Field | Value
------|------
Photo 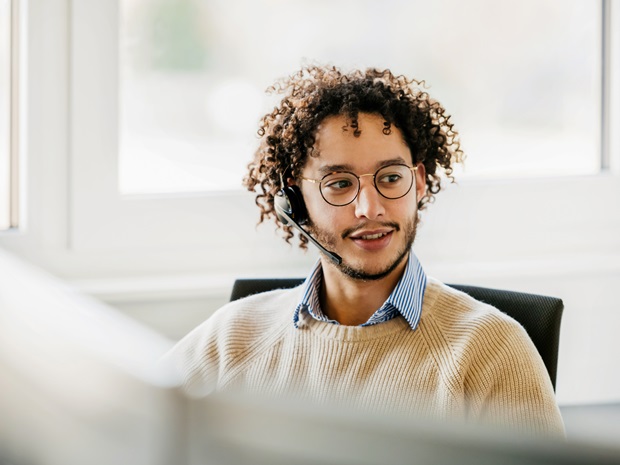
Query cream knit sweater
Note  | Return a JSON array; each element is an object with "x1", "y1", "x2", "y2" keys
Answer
[{"x1": 167, "y1": 277, "x2": 565, "y2": 436}]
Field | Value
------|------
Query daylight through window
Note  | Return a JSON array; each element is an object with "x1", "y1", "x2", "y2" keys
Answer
[{"x1": 119, "y1": 0, "x2": 601, "y2": 195}]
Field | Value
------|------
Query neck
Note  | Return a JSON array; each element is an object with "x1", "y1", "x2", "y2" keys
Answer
[{"x1": 319, "y1": 254, "x2": 408, "y2": 326}]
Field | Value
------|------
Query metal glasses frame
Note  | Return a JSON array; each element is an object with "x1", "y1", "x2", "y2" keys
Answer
[{"x1": 300, "y1": 164, "x2": 418, "y2": 207}]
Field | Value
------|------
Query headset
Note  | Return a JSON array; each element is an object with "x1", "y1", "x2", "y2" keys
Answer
[{"x1": 274, "y1": 185, "x2": 342, "y2": 265}]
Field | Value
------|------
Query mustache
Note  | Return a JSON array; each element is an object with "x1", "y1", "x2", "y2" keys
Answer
[{"x1": 341, "y1": 221, "x2": 401, "y2": 239}]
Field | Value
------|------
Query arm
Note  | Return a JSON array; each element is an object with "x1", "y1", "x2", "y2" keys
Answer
[{"x1": 464, "y1": 317, "x2": 565, "y2": 437}]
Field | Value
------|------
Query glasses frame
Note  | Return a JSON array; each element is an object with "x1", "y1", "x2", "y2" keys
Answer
[{"x1": 301, "y1": 163, "x2": 418, "y2": 207}]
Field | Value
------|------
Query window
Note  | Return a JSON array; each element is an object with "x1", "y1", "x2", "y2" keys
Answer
[
  {"x1": 0, "y1": 0, "x2": 20, "y2": 234},
  {"x1": 0, "y1": 0, "x2": 12, "y2": 231},
  {"x1": 56, "y1": 0, "x2": 620, "y2": 277},
  {"x1": 119, "y1": 0, "x2": 601, "y2": 195}
]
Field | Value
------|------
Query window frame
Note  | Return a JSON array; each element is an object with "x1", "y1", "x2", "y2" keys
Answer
[{"x1": 0, "y1": 0, "x2": 20, "y2": 232}]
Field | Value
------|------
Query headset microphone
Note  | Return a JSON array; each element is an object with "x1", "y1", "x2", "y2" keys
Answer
[{"x1": 274, "y1": 188, "x2": 343, "y2": 265}]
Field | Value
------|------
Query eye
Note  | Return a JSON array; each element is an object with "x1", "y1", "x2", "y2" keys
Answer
[
  {"x1": 377, "y1": 172, "x2": 403, "y2": 184},
  {"x1": 322, "y1": 174, "x2": 355, "y2": 191},
  {"x1": 324, "y1": 179, "x2": 353, "y2": 190}
]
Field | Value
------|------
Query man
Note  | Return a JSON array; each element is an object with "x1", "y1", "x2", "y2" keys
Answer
[{"x1": 166, "y1": 65, "x2": 564, "y2": 435}]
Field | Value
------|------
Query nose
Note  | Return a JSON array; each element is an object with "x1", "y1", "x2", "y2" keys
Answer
[{"x1": 354, "y1": 177, "x2": 385, "y2": 220}]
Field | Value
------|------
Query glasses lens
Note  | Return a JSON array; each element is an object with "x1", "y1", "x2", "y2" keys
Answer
[
  {"x1": 375, "y1": 164, "x2": 414, "y2": 199},
  {"x1": 320, "y1": 172, "x2": 359, "y2": 206}
]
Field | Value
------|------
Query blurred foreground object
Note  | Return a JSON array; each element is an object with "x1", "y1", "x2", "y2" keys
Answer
[
  {"x1": 0, "y1": 248, "x2": 182, "y2": 465},
  {"x1": 191, "y1": 392, "x2": 620, "y2": 465}
]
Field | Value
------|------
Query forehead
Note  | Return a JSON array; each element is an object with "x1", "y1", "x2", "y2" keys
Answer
[{"x1": 308, "y1": 113, "x2": 412, "y2": 172}]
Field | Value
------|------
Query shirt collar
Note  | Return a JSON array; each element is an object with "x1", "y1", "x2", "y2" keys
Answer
[{"x1": 293, "y1": 251, "x2": 427, "y2": 330}]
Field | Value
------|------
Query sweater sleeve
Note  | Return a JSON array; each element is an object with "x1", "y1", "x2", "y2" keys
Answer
[
  {"x1": 463, "y1": 314, "x2": 565, "y2": 437},
  {"x1": 160, "y1": 310, "x2": 224, "y2": 397},
  {"x1": 159, "y1": 288, "x2": 298, "y2": 397}
]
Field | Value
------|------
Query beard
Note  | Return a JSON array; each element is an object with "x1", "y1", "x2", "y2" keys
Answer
[{"x1": 306, "y1": 213, "x2": 419, "y2": 282}]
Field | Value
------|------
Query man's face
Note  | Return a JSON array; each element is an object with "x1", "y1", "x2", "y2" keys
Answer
[{"x1": 300, "y1": 113, "x2": 426, "y2": 281}]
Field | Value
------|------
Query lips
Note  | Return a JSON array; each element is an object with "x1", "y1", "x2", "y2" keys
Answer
[
  {"x1": 350, "y1": 230, "x2": 392, "y2": 240},
  {"x1": 348, "y1": 229, "x2": 394, "y2": 251}
]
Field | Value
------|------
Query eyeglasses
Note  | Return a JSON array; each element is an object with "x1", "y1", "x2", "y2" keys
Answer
[{"x1": 301, "y1": 163, "x2": 417, "y2": 207}]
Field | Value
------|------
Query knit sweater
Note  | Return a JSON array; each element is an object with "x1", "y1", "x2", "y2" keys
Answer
[{"x1": 166, "y1": 277, "x2": 565, "y2": 436}]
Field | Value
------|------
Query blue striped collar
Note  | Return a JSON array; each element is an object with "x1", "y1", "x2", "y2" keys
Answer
[{"x1": 293, "y1": 251, "x2": 427, "y2": 330}]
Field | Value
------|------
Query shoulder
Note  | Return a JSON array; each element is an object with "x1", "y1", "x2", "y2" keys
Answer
[
  {"x1": 212, "y1": 285, "x2": 303, "y2": 331},
  {"x1": 162, "y1": 285, "x2": 303, "y2": 396},
  {"x1": 419, "y1": 277, "x2": 544, "y2": 378},
  {"x1": 421, "y1": 279, "x2": 563, "y2": 435},
  {"x1": 421, "y1": 277, "x2": 554, "y2": 391},
  {"x1": 422, "y1": 277, "x2": 527, "y2": 343}
]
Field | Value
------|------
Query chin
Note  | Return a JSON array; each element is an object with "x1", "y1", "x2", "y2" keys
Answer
[{"x1": 337, "y1": 251, "x2": 409, "y2": 282}]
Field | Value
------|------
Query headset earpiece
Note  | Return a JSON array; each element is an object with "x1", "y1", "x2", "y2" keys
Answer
[{"x1": 275, "y1": 186, "x2": 309, "y2": 225}]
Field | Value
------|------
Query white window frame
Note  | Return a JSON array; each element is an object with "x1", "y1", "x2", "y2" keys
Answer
[
  {"x1": 0, "y1": 0, "x2": 9, "y2": 231},
  {"x1": 0, "y1": 0, "x2": 21, "y2": 233},
  {"x1": 1, "y1": 0, "x2": 619, "y2": 281}
]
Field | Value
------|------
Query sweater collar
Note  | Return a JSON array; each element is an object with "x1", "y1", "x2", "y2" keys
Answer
[{"x1": 293, "y1": 250, "x2": 427, "y2": 330}]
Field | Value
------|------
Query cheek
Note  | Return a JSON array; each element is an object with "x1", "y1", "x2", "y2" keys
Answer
[
  {"x1": 302, "y1": 189, "x2": 324, "y2": 220},
  {"x1": 388, "y1": 196, "x2": 417, "y2": 218},
  {"x1": 303, "y1": 190, "x2": 343, "y2": 227},
  {"x1": 301, "y1": 188, "x2": 320, "y2": 215}
]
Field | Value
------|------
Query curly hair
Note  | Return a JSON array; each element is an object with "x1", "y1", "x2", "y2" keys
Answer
[{"x1": 243, "y1": 65, "x2": 464, "y2": 248}]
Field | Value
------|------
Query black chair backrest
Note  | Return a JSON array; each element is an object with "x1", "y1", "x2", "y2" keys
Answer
[{"x1": 230, "y1": 279, "x2": 563, "y2": 390}]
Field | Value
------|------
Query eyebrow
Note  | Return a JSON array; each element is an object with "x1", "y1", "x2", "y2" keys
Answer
[{"x1": 317, "y1": 157, "x2": 410, "y2": 176}]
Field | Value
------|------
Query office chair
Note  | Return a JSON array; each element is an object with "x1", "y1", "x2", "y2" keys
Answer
[{"x1": 230, "y1": 278, "x2": 563, "y2": 390}]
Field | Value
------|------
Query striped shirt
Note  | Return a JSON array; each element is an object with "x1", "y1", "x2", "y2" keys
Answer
[{"x1": 293, "y1": 251, "x2": 427, "y2": 329}]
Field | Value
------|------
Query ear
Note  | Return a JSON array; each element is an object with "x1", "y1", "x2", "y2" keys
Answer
[{"x1": 414, "y1": 163, "x2": 426, "y2": 200}]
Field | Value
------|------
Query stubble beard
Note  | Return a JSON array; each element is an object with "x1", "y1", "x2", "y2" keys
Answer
[{"x1": 307, "y1": 214, "x2": 419, "y2": 282}]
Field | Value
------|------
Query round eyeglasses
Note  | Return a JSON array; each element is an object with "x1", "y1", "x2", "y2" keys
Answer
[{"x1": 301, "y1": 163, "x2": 417, "y2": 207}]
